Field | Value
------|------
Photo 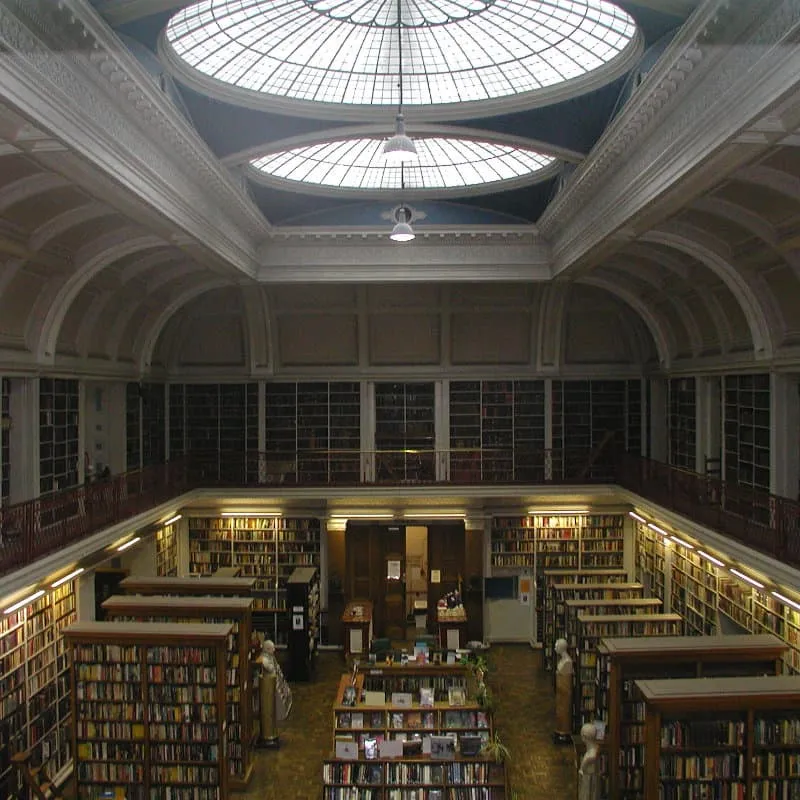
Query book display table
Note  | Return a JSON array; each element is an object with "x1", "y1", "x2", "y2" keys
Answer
[
  {"x1": 437, "y1": 609, "x2": 468, "y2": 650},
  {"x1": 342, "y1": 601, "x2": 373, "y2": 660}
]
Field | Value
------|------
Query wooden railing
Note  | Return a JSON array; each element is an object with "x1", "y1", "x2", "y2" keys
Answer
[{"x1": 1, "y1": 448, "x2": 799, "y2": 578}]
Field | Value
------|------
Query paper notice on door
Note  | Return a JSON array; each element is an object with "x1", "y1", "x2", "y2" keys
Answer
[
  {"x1": 430, "y1": 569, "x2": 441, "y2": 584},
  {"x1": 446, "y1": 628, "x2": 460, "y2": 650},
  {"x1": 350, "y1": 628, "x2": 363, "y2": 654}
]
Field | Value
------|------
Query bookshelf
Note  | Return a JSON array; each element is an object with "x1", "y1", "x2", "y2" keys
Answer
[
  {"x1": 544, "y1": 582, "x2": 645, "y2": 673},
  {"x1": 100, "y1": 595, "x2": 255, "y2": 789},
  {"x1": 357, "y1": 664, "x2": 469, "y2": 703},
  {"x1": 669, "y1": 543, "x2": 718, "y2": 635},
  {"x1": 2, "y1": 376, "x2": 10, "y2": 505},
  {"x1": 141, "y1": 382, "x2": 166, "y2": 467},
  {"x1": 636, "y1": 675, "x2": 800, "y2": 800},
  {"x1": 120, "y1": 575, "x2": 256, "y2": 597},
  {"x1": 168, "y1": 383, "x2": 186, "y2": 459},
  {"x1": 492, "y1": 513, "x2": 627, "y2": 645},
  {"x1": 634, "y1": 521, "x2": 800, "y2": 674},
  {"x1": 39, "y1": 377, "x2": 79, "y2": 494},
  {"x1": 64, "y1": 621, "x2": 230, "y2": 800},
  {"x1": 155, "y1": 519, "x2": 178, "y2": 577},
  {"x1": 286, "y1": 567, "x2": 319, "y2": 681},
  {"x1": 0, "y1": 577, "x2": 77, "y2": 800},
  {"x1": 724, "y1": 373, "x2": 770, "y2": 501},
  {"x1": 595, "y1": 634, "x2": 787, "y2": 800},
  {"x1": 323, "y1": 757, "x2": 506, "y2": 799},
  {"x1": 575, "y1": 612, "x2": 682, "y2": 729},
  {"x1": 668, "y1": 377, "x2": 696, "y2": 471},
  {"x1": 187, "y1": 515, "x2": 321, "y2": 642},
  {"x1": 126, "y1": 382, "x2": 141, "y2": 470}
]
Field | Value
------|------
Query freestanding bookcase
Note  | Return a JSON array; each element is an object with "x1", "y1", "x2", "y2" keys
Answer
[
  {"x1": 596, "y1": 634, "x2": 787, "y2": 800},
  {"x1": 286, "y1": 566, "x2": 320, "y2": 681},
  {"x1": 100, "y1": 595, "x2": 256, "y2": 789},
  {"x1": 119, "y1": 575, "x2": 256, "y2": 599},
  {"x1": 64, "y1": 621, "x2": 230, "y2": 800},
  {"x1": 636, "y1": 674, "x2": 800, "y2": 800}
]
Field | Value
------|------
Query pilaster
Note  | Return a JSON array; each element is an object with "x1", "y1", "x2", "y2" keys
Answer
[
  {"x1": 9, "y1": 377, "x2": 39, "y2": 503},
  {"x1": 770, "y1": 372, "x2": 799, "y2": 499},
  {"x1": 649, "y1": 378, "x2": 668, "y2": 463}
]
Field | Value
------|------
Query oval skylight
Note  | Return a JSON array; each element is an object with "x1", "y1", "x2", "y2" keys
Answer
[
  {"x1": 162, "y1": 0, "x2": 640, "y2": 118},
  {"x1": 248, "y1": 136, "x2": 558, "y2": 196}
]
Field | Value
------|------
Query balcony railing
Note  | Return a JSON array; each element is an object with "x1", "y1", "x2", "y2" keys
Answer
[{"x1": 0, "y1": 447, "x2": 798, "y2": 579}]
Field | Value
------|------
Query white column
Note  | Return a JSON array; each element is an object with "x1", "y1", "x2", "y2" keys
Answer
[
  {"x1": 649, "y1": 378, "x2": 668, "y2": 463},
  {"x1": 436, "y1": 380, "x2": 449, "y2": 481},
  {"x1": 770, "y1": 372, "x2": 800, "y2": 499},
  {"x1": 9, "y1": 377, "x2": 39, "y2": 503}
]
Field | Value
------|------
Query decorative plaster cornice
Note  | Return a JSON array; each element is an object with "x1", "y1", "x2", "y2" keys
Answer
[
  {"x1": 540, "y1": 0, "x2": 800, "y2": 274},
  {"x1": 257, "y1": 231, "x2": 552, "y2": 283},
  {"x1": 0, "y1": 0, "x2": 270, "y2": 276}
]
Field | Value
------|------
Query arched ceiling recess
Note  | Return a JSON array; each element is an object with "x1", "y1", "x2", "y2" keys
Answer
[
  {"x1": 160, "y1": 0, "x2": 643, "y2": 122},
  {"x1": 151, "y1": 281, "x2": 659, "y2": 377}
]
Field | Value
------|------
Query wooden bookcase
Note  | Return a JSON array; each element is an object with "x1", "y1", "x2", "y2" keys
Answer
[
  {"x1": 544, "y1": 581, "x2": 644, "y2": 672},
  {"x1": 100, "y1": 595, "x2": 255, "y2": 788},
  {"x1": 39, "y1": 377, "x2": 79, "y2": 494},
  {"x1": 357, "y1": 664, "x2": 469, "y2": 703},
  {"x1": 634, "y1": 521, "x2": 800, "y2": 674},
  {"x1": 575, "y1": 612, "x2": 682, "y2": 729},
  {"x1": 636, "y1": 674, "x2": 800, "y2": 800},
  {"x1": 286, "y1": 567, "x2": 320, "y2": 682},
  {"x1": 155, "y1": 519, "x2": 178, "y2": 576},
  {"x1": 187, "y1": 515, "x2": 320, "y2": 643},
  {"x1": 0, "y1": 577, "x2": 77, "y2": 800},
  {"x1": 596, "y1": 634, "x2": 787, "y2": 800},
  {"x1": 323, "y1": 757, "x2": 506, "y2": 799},
  {"x1": 120, "y1": 575, "x2": 256, "y2": 598},
  {"x1": 64, "y1": 621, "x2": 231, "y2": 800}
]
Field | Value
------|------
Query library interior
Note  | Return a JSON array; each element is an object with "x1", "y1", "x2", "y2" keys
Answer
[{"x1": 4, "y1": 0, "x2": 800, "y2": 798}]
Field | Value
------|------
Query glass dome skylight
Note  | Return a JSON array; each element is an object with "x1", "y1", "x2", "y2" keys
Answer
[
  {"x1": 248, "y1": 135, "x2": 558, "y2": 195},
  {"x1": 162, "y1": 0, "x2": 640, "y2": 117}
]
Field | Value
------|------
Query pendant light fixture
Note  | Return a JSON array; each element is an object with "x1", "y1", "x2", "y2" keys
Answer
[
  {"x1": 389, "y1": 164, "x2": 415, "y2": 242},
  {"x1": 382, "y1": 0, "x2": 417, "y2": 164}
]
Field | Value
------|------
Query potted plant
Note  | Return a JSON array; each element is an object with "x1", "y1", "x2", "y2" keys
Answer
[{"x1": 482, "y1": 731, "x2": 511, "y2": 764}]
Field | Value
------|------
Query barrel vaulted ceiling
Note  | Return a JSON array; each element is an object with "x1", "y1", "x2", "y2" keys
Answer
[{"x1": 0, "y1": 0, "x2": 798, "y2": 380}]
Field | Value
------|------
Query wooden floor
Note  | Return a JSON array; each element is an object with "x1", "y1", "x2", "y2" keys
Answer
[{"x1": 237, "y1": 645, "x2": 577, "y2": 800}]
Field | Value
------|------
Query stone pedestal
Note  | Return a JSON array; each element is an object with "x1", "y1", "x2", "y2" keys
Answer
[{"x1": 554, "y1": 669, "x2": 573, "y2": 744}]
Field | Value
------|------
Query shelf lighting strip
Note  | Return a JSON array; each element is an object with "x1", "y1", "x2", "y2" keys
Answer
[
  {"x1": 4, "y1": 589, "x2": 45, "y2": 614},
  {"x1": 729, "y1": 568, "x2": 765, "y2": 589},
  {"x1": 628, "y1": 511, "x2": 647, "y2": 523},
  {"x1": 670, "y1": 535, "x2": 694, "y2": 550},
  {"x1": 163, "y1": 514, "x2": 182, "y2": 526},
  {"x1": 51, "y1": 567, "x2": 84, "y2": 588},
  {"x1": 117, "y1": 536, "x2": 141, "y2": 552},
  {"x1": 697, "y1": 550, "x2": 725, "y2": 567},
  {"x1": 220, "y1": 511, "x2": 282, "y2": 517}
]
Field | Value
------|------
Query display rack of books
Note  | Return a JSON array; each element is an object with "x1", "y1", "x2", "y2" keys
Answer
[
  {"x1": 323, "y1": 757, "x2": 506, "y2": 799},
  {"x1": 155, "y1": 519, "x2": 178, "y2": 576},
  {"x1": 636, "y1": 674, "x2": 800, "y2": 800},
  {"x1": 0, "y1": 576, "x2": 77, "y2": 800},
  {"x1": 542, "y1": 578, "x2": 637, "y2": 673},
  {"x1": 187, "y1": 515, "x2": 321, "y2": 642},
  {"x1": 120, "y1": 575, "x2": 256, "y2": 598},
  {"x1": 286, "y1": 567, "x2": 319, "y2": 682},
  {"x1": 595, "y1": 634, "x2": 787, "y2": 800},
  {"x1": 100, "y1": 595, "x2": 255, "y2": 789},
  {"x1": 669, "y1": 544, "x2": 718, "y2": 635},
  {"x1": 574, "y1": 612, "x2": 682, "y2": 729},
  {"x1": 356, "y1": 664, "x2": 469, "y2": 705},
  {"x1": 65, "y1": 621, "x2": 230, "y2": 800}
]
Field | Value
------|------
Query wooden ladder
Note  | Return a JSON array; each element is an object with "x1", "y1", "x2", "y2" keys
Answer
[{"x1": 11, "y1": 752, "x2": 64, "y2": 799}]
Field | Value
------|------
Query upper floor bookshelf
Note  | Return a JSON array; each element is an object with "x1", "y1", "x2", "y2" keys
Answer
[
  {"x1": 668, "y1": 376, "x2": 696, "y2": 471},
  {"x1": 39, "y1": 378, "x2": 79, "y2": 495}
]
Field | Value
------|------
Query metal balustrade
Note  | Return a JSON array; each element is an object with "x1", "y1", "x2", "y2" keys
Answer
[{"x1": 0, "y1": 448, "x2": 797, "y2": 579}]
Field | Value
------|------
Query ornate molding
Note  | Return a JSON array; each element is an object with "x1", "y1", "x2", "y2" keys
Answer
[
  {"x1": 540, "y1": 0, "x2": 800, "y2": 274},
  {"x1": 0, "y1": 0, "x2": 270, "y2": 276}
]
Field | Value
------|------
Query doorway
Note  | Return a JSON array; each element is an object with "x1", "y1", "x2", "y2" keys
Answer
[{"x1": 344, "y1": 521, "x2": 469, "y2": 642}]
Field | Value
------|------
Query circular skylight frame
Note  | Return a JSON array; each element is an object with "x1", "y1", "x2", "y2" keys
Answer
[
  {"x1": 243, "y1": 129, "x2": 563, "y2": 199},
  {"x1": 159, "y1": 0, "x2": 644, "y2": 122}
]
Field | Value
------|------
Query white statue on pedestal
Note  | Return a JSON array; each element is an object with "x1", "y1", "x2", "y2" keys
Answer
[
  {"x1": 553, "y1": 638, "x2": 573, "y2": 743},
  {"x1": 258, "y1": 638, "x2": 292, "y2": 721},
  {"x1": 578, "y1": 722, "x2": 600, "y2": 800},
  {"x1": 555, "y1": 638, "x2": 573, "y2": 676}
]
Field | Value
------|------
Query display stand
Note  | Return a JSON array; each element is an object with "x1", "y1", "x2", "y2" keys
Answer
[
  {"x1": 437, "y1": 608, "x2": 469, "y2": 650},
  {"x1": 341, "y1": 600, "x2": 373, "y2": 660}
]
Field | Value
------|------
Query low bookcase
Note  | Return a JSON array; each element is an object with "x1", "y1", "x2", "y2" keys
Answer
[
  {"x1": 322, "y1": 757, "x2": 507, "y2": 799},
  {"x1": 65, "y1": 621, "x2": 231, "y2": 800},
  {"x1": 635, "y1": 674, "x2": 800, "y2": 800},
  {"x1": 595, "y1": 634, "x2": 787, "y2": 800},
  {"x1": 100, "y1": 594, "x2": 256, "y2": 789},
  {"x1": 120, "y1": 575, "x2": 257, "y2": 599},
  {"x1": 541, "y1": 570, "x2": 629, "y2": 672},
  {"x1": 574, "y1": 612, "x2": 682, "y2": 729},
  {"x1": 357, "y1": 664, "x2": 469, "y2": 702}
]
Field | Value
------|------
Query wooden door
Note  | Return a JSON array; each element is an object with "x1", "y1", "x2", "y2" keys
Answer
[
  {"x1": 345, "y1": 523, "x2": 405, "y2": 640},
  {"x1": 427, "y1": 522, "x2": 466, "y2": 622}
]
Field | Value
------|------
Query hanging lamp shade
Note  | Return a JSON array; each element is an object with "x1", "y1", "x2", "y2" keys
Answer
[
  {"x1": 390, "y1": 206, "x2": 415, "y2": 242},
  {"x1": 383, "y1": 114, "x2": 418, "y2": 163}
]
